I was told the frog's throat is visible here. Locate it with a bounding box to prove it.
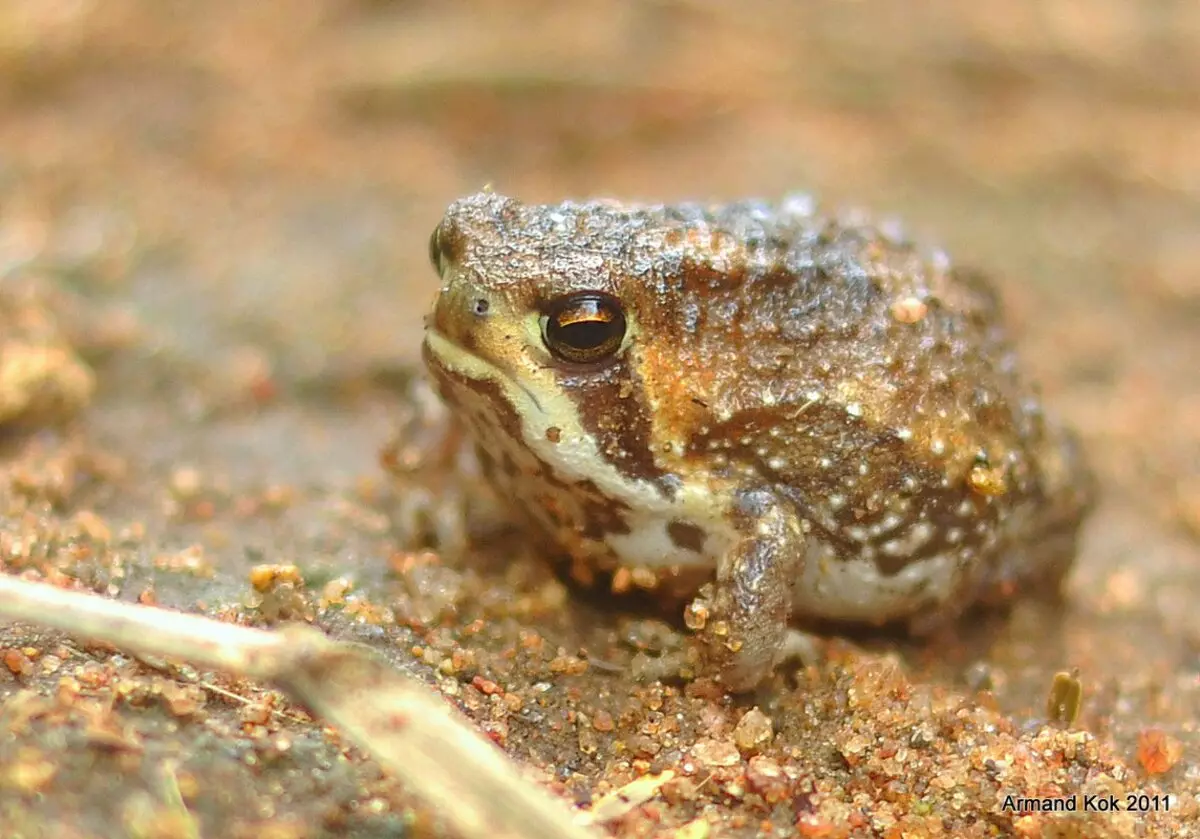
[424,327,632,491]
[424,328,546,416]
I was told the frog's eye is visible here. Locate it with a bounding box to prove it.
[543,292,626,364]
[428,224,445,275]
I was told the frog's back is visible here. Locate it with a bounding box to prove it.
[628,198,1095,621]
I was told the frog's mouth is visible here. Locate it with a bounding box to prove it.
[423,328,547,417]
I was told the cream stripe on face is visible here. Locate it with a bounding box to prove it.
[423,329,736,567]
[426,328,657,496]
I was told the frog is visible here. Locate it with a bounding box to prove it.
[404,189,1095,692]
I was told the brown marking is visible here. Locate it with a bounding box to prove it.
[475,445,498,481]
[427,368,523,447]
[561,357,671,491]
[500,450,519,479]
[667,520,707,553]
[872,540,926,577]
[574,478,633,539]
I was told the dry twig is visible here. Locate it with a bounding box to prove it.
[0,574,599,839]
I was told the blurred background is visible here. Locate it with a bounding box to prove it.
[3,0,1197,530]
[1,1,1198,835]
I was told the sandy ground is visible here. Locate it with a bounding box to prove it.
[1,2,1198,837]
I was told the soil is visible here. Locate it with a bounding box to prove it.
[1,2,1198,837]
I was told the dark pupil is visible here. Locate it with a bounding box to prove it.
[556,318,613,350]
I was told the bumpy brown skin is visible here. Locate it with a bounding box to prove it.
[420,191,1095,691]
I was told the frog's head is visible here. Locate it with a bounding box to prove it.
[421,191,686,494]
[421,191,755,574]
[424,191,645,373]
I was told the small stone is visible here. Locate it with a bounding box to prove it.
[0,341,94,427]
[2,748,58,793]
[3,649,33,677]
[890,296,928,324]
[577,720,599,756]
[745,756,788,801]
[908,722,936,749]
[628,733,661,758]
[683,600,709,631]
[733,707,773,754]
[1137,728,1183,775]
[169,467,204,500]
[674,819,711,839]
[239,703,272,726]
[690,737,741,768]
[838,732,873,766]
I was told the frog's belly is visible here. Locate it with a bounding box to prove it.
[455,391,733,571]
[603,508,731,569]
[513,472,734,573]
[790,539,961,624]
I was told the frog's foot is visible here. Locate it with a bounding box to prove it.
[381,374,467,477]
[777,628,823,670]
[381,374,510,555]
[627,647,697,684]
[685,491,805,692]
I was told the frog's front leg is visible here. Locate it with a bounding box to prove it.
[686,490,806,692]
[381,373,510,554]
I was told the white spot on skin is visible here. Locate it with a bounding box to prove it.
[875,512,905,534]
[845,526,870,543]
[846,402,863,418]
[879,521,934,556]
[930,438,946,455]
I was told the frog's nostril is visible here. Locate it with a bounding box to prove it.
[473,298,490,316]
